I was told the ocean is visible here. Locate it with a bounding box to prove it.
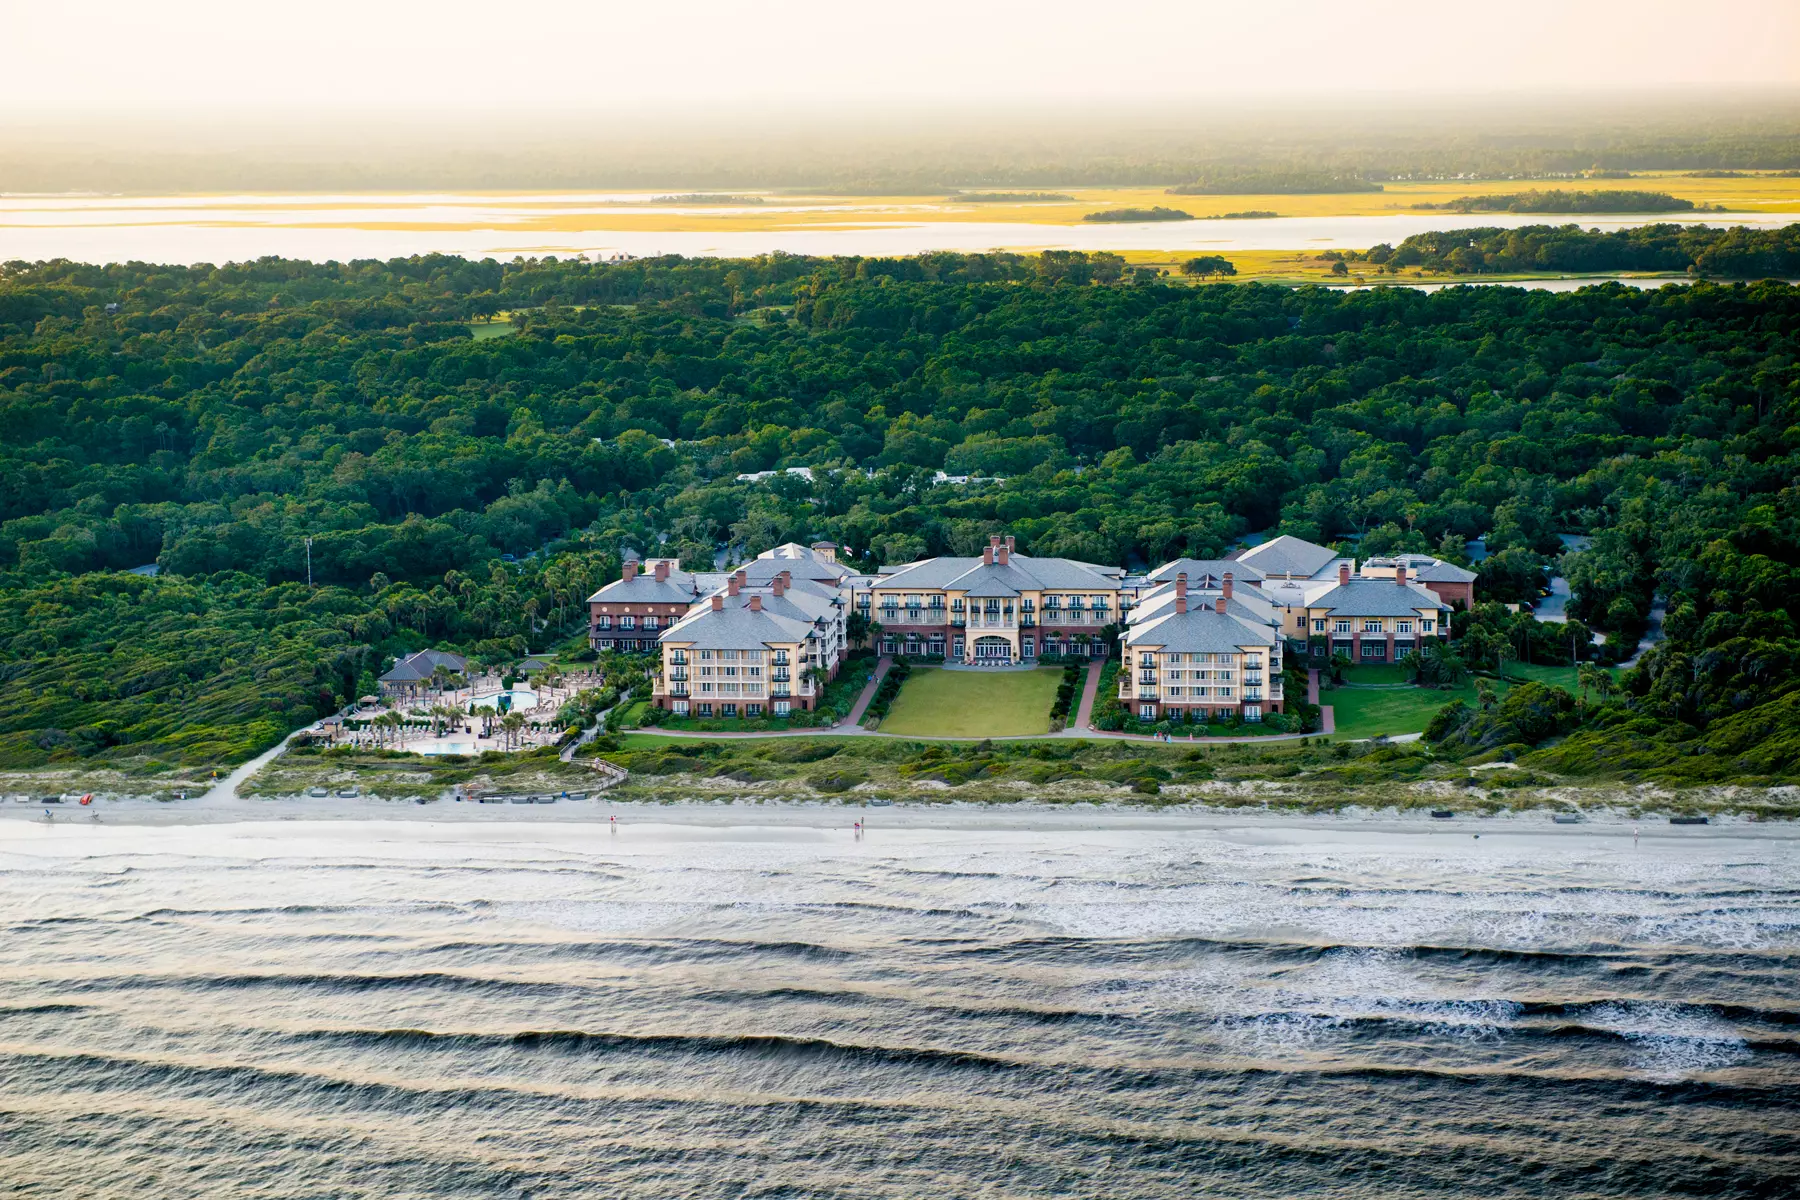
[1,813,1795,1197]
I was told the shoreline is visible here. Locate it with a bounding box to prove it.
[4,791,1796,836]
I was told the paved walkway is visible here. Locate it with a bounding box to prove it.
[1070,660,1104,731]
[845,656,892,727]
[1307,669,1336,736]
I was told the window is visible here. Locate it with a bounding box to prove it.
[1422,620,1436,634]
[1362,619,1382,633]
[1334,620,1351,634]
[620,615,636,630]
[673,701,689,715]
[1244,705,1262,722]
[1361,641,1386,659]
[882,637,898,654]
[747,704,763,717]
[1021,637,1034,657]
[1397,620,1413,633]
[773,700,790,716]
[698,703,713,716]
[1140,704,1156,720]
[1312,619,1326,632]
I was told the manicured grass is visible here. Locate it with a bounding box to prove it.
[1500,662,1613,691]
[469,321,516,340]
[1327,681,1478,740]
[879,667,1062,737]
[1339,664,1413,687]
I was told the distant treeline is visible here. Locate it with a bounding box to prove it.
[1414,189,1698,214]
[8,102,1800,193]
[1083,207,1194,223]
[950,192,1074,202]
[1168,171,1382,195]
[647,194,765,205]
[1363,223,1800,276]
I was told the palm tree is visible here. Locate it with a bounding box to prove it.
[502,711,526,750]
[474,704,498,739]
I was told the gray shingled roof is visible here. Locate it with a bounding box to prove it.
[379,648,468,683]
[876,553,1121,594]
[587,567,705,605]
[660,601,815,649]
[1235,535,1339,578]
[1131,587,1279,628]
[1147,558,1266,585]
[1308,579,1449,617]
[1125,607,1276,653]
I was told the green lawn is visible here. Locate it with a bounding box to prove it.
[879,667,1062,737]
[1339,664,1413,687]
[1500,662,1612,691]
[1327,681,1477,740]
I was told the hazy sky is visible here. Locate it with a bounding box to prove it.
[6,0,1799,114]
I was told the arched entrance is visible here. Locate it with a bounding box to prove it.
[973,636,1012,664]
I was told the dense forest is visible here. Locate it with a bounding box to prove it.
[1,251,1798,779]
[1359,223,1800,277]
[1415,190,1696,213]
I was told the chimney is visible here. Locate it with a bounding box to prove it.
[780,570,792,589]
[728,576,741,597]
[984,546,994,566]
[749,595,762,611]
[734,569,747,588]
[998,541,1010,566]
[1222,572,1234,601]
[654,560,669,582]
[711,595,723,611]
[1175,572,1188,614]
[1005,535,1015,554]
[772,575,786,597]
[1338,563,1351,586]
[1215,595,1227,615]
[623,560,638,581]
[1396,564,1407,587]
[990,534,1002,548]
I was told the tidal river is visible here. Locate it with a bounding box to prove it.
[1,813,1795,1197]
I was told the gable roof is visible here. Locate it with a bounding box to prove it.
[660,600,817,649]
[1308,578,1449,617]
[1235,535,1339,579]
[874,553,1121,594]
[1147,557,1265,586]
[379,648,468,683]
[587,564,705,606]
[1125,606,1276,654]
[1131,585,1279,629]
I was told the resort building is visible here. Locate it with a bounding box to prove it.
[851,535,1125,663]
[1294,563,1451,664]
[377,648,468,699]
[1119,573,1283,722]
[644,542,854,716]
[1218,535,1472,662]
[586,558,706,653]
[653,576,839,717]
